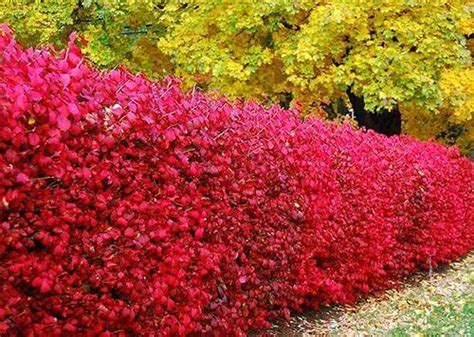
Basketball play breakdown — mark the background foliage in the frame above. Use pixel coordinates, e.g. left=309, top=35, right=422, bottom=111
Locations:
left=1, top=0, right=472, bottom=152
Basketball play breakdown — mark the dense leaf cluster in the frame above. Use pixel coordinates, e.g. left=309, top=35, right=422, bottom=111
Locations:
left=0, top=26, right=472, bottom=336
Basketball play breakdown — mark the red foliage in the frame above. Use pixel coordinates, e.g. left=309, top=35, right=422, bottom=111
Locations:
left=0, top=25, right=473, bottom=336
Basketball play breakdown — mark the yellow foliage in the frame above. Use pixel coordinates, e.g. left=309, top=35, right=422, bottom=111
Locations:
left=402, top=67, right=474, bottom=154
left=439, top=67, right=474, bottom=122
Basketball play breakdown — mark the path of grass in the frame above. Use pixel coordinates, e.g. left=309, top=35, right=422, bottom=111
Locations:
left=271, top=253, right=473, bottom=336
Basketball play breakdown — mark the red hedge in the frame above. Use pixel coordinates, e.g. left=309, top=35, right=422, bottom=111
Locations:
left=0, top=25, right=473, bottom=336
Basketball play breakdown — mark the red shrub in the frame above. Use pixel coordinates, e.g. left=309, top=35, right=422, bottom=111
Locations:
left=0, top=25, right=472, bottom=336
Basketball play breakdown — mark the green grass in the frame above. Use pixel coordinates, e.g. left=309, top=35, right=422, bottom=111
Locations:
left=390, top=295, right=474, bottom=337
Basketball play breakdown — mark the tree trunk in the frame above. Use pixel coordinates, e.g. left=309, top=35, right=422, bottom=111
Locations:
left=324, top=98, right=350, bottom=120
left=278, top=92, right=293, bottom=110
left=346, top=89, right=401, bottom=136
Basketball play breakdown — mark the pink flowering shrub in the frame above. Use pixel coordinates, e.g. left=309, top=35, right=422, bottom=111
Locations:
left=0, top=25, right=473, bottom=336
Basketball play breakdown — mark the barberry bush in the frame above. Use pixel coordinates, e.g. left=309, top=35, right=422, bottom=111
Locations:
left=0, top=25, right=472, bottom=336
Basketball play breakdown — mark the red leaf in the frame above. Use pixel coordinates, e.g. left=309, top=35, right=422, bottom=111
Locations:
left=57, top=115, right=71, bottom=131
left=16, top=172, right=29, bottom=184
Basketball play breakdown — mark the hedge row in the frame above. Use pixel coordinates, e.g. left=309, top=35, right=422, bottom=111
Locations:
left=0, top=25, right=473, bottom=336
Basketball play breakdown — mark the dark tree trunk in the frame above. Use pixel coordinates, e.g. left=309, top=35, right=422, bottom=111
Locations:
left=324, top=98, right=350, bottom=120
left=278, top=92, right=293, bottom=110
left=346, top=89, right=401, bottom=136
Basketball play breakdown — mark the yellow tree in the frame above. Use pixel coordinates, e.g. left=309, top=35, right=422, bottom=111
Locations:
left=0, top=0, right=174, bottom=75
left=403, top=66, right=474, bottom=155
left=158, top=0, right=472, bottom=137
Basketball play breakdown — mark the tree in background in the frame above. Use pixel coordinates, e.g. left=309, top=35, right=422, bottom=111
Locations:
left=0, top=0, right=174, bottom=75
left=1, top=0, right=472, bottom=150
left=403, top=66, right=474, bottom=155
